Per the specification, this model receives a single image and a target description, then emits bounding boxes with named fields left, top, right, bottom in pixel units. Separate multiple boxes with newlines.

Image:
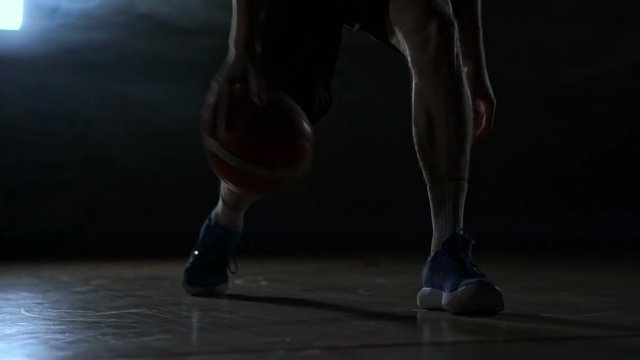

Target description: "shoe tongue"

left=209, top=221, right=241, bottom=237
left=199, top=221, right=242, bottom=252
left=439, top=232, right=473, bottom=255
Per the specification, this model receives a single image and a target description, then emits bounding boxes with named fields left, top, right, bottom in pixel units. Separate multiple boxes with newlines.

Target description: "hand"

left=465, top=64, right=496, bottom=143
left=202, top=54, right=267, bottom=130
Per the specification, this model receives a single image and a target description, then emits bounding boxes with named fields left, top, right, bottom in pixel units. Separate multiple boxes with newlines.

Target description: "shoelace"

left=447, top=253, right=486, bottom=277
left=468, top=259, right=486, bottom=277
left=228, top=256, right=238, bottom=275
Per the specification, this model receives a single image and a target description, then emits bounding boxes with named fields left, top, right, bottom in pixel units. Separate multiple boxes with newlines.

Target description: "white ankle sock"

left=428, top=181, right=468, bottom=254
left=210, top=198, right=246, bottom=232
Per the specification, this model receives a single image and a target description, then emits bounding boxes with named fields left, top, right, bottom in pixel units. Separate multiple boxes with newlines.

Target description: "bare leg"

left=388, top=0, right=473, bottom=254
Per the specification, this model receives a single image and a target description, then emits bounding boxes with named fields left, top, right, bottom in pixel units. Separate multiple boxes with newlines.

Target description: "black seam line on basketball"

left=204, top=136, right=310, bottom=178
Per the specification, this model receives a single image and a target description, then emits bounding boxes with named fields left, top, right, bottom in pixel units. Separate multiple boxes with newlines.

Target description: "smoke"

left=24, top=0, right=230, bottom=29
left=0, top=0, right=230, bottom=54
left=133, top=0, right=230, bottom=29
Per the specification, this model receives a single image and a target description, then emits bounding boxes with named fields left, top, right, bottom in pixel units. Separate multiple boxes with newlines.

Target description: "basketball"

left=202, top=84, right=314, bottom=194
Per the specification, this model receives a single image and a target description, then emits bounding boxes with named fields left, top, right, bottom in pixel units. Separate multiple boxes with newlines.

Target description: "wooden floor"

left=1, top=257, right=638, bottom=359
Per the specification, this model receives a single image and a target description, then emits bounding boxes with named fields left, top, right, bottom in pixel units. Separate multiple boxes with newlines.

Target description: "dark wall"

left=1, top=0, right=639, bottom=259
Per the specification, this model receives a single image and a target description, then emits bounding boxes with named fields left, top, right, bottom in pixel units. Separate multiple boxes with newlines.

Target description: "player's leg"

left=182, top=180, right=255, bottom=296
left=211, top=182, right=258, bottom=232
left=387, top=0, right=503, bottom=313
left=183, top=0, right=344, bottom=296
left=388, top=0, right=471, bottom=251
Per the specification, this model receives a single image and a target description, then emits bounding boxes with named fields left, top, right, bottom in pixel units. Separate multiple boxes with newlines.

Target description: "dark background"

left=1, top=0, right=638, bottom=260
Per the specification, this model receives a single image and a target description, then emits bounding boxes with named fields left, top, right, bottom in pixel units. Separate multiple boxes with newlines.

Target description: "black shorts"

left=260, top=0, right=392, bottom=123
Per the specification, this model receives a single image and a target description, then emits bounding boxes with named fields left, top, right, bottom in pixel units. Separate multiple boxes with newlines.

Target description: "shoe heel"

left=182, top=281, right=229, bottom=297
left=417, top=287, right=444, bottom=310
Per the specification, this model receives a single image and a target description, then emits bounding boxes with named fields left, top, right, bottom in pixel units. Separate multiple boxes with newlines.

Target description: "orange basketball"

left=202, top=85, right=314, bottom=194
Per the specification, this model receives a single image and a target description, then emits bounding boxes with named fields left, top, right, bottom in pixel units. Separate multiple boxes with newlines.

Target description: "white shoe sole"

left=417, top=282, right=505, bottom=314
left=182, top=282, right=229, bottom=296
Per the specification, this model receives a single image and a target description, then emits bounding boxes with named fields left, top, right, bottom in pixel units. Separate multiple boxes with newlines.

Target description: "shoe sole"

left=182, top=281, right=229, bottom=297
left=417, top=282, right=505, bottom=314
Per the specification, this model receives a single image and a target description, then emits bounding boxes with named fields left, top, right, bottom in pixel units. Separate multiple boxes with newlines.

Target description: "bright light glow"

left=0, top=0, right=24, bottom=31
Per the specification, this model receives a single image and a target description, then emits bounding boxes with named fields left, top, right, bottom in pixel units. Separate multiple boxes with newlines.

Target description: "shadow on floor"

left=488, top=312, right=640, bottom=334
left=222, top=293, right=640, bottom=336
left=221, top=293, right=418, bottom=324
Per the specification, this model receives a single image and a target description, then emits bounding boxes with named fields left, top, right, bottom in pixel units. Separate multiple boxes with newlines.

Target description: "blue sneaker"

left=182, top=217, right=242, bottom=296
left=417, top=231, right=504, bottom=314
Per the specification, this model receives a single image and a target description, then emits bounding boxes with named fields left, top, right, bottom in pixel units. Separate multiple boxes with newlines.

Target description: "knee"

left=389, top=0, right=462, bottom=79
left=400, top=14, right=459, bottom=79
left=391, top=0, right=457, bottom=43
left=405, top=15, right=457, bottom=56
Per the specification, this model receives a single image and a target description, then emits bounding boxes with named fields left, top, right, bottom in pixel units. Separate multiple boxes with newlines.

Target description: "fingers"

left=472, top=100, right=488, bottom=143
left=257, top=77, right=268, bottom=105
left=482, top=100, right=495, bottom=137
left=201, top=80, right=218, bottom=121
left=201, top=78, right=221, bottom=135
left=473, top=99, right=496, bottom=143
left=216, top=81, right=231, bottom=131
left=248, top=66, right=268, bottom=106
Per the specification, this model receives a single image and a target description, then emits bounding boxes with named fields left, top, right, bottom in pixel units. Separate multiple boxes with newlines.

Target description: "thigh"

left=260, top=0, right=344, bottom=124
left=386, top=0, right=457, bottom=54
